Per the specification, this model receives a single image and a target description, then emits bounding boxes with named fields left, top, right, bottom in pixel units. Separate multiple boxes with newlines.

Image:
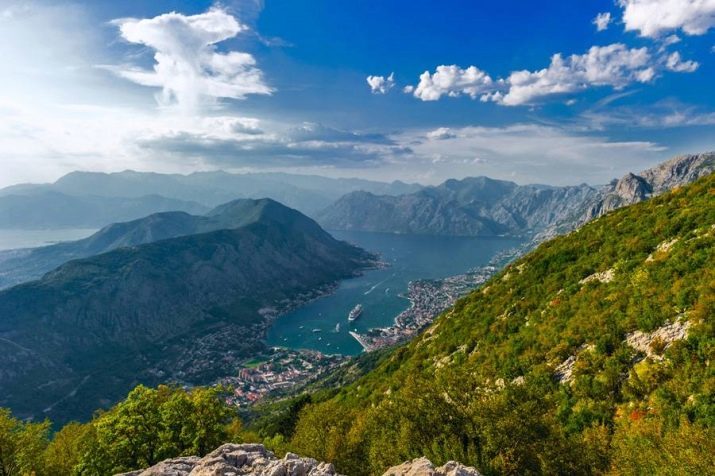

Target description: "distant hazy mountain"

left=0, top=198, right=314, bottom=289
left=317, top=153, right=715, bottom=237
left=0, top=191, right=208, bottom=229
left=0, top=198, right=375, bottom=423
left=0, top=170, right=422, bottom=223
left=317, top=176, right=598, bottom=236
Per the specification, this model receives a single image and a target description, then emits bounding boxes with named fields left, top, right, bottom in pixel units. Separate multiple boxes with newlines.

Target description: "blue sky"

left=1, top=0, right=714, bottom=187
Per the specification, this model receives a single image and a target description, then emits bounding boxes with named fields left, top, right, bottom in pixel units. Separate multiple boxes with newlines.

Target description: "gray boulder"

left=382, top=457, right=481, bottom=476
left=116, top=444, right=343, bottom=476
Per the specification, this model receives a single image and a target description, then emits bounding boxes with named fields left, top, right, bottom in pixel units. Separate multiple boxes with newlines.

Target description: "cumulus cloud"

left=594, top=12, right=613, bottom=31
left=411, top=65, right=494, bottom=101
left=619, top=0, right=715, bottom=37
left=405, top=41, right=702, bottom=107
left=426, top=127, right=457, bottom=140
left=664, top=51, right=699, bottom=72
left=499, top=44, right=655, bottom=106
left=366, top=73, right=395, bottom=94
left=108, top=7, right=271, bottom=110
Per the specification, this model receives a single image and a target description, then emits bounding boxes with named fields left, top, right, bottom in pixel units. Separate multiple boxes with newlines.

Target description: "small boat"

left=335, top=322, right=341, bottom=332
left=348, top=304, right=363, bottom=322
left=312, top=328, right=321, bottom=333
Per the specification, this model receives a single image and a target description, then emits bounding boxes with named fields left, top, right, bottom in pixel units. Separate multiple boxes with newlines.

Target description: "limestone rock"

left=382, top=457, right=481, bottom=476
left=115, top=444, right=343, bottom=476
left=625, top=318, right=691, bottom=361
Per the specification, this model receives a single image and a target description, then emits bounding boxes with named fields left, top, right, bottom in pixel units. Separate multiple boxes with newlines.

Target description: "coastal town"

left=350, top=268, right=495, bottom=351
left=220, top=348, right=346, bottom=407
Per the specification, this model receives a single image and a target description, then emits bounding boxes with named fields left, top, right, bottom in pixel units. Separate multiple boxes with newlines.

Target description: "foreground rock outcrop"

left=117, top=444, right=482, bottom=476
left=383, top=457, right=481, bottom=475
left=117, top=443, right=343, bottom=476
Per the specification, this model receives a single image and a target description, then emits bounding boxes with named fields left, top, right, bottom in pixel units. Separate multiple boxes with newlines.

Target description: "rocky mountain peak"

left=613, top=172, right=652, bottom=204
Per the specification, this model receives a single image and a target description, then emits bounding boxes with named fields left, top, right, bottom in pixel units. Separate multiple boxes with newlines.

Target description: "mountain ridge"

left=317, top=152, right=715, bottom=238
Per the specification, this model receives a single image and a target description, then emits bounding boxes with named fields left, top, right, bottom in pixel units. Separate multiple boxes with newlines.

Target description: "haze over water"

left=266, top=230, right=523, bottom=355
left=0, top=229, right=97, bottom=251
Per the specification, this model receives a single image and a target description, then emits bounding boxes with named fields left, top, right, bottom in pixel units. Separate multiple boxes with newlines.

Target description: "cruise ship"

left=348, top=304, right=363, bottom=322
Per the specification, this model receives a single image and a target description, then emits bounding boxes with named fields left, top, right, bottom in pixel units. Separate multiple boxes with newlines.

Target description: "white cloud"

left=594, top=12, right=613, bottom=31
left=399, top=124, right=668, bottom=185
left=619, top=0, right=715, bottom=37
left=665, top=51, right=699, bottom=71
left=426, top=127, right=457, bottom=140
left=366, top=73, right=395, bottom=94
left=499, top=44, right=654, bottom=106
left=404, top=42, right=702, bottom=107
left=109, top=7, right=272, bottom=110
left=410, top=65, right=494, bottom=101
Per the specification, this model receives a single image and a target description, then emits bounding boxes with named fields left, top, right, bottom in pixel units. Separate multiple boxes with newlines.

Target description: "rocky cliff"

left=118, top=444, right=481, bottom=476
left=583, top=152, right=715, bottom=221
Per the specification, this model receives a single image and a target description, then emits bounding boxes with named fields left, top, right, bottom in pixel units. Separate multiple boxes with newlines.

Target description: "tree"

left=0, top=408, right=49, bottom=476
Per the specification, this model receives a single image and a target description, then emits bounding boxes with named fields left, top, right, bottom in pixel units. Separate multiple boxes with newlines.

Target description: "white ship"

left=348, top=304, right=363, bottom=322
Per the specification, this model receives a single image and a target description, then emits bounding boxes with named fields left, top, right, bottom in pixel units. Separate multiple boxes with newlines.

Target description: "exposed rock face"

left=584, top=153, right=715, bottom=221
left=536, top=152, right=715, bottom=242
left=625, top=318, right=691, bottom=361
left=382, top=457, right=481, bottom=476
left=116, top=444, right=343, bottom=476
left=579, top=268, right=615, bottom=284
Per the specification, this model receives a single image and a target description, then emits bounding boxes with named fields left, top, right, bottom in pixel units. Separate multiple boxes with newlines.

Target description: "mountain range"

left=0, top=198, right=346, bottom=290
left=0, top=171, right=421, bottom=229
left=317, top=153, right=715, bottom=238
left=0, top=199, right=375, bottom=424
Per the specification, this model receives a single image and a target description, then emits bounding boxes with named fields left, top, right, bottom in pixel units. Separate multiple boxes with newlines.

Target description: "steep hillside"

left=277, top=173, right=715, bottom=475
left=0, top=199, right=375, bottom=424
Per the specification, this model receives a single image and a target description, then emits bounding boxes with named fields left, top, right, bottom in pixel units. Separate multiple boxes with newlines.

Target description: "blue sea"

left=266, top=230, right=522, bottom=355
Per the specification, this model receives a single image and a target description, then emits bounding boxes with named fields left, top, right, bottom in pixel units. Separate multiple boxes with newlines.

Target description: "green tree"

left=0, top=408, right=50, bottom=476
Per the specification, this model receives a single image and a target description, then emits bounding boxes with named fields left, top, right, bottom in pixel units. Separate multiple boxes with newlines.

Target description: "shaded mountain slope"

left=0, top=199, right=375, bottom=424
left=317, top=177, right=598, bottom=236
left=277, top=173, right=715, bottom=475
left=0, top=198, right=327, bottom=290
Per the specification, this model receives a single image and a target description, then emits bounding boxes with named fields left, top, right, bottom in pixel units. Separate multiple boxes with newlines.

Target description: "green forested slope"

left=283, top=174, right=715, bottom=475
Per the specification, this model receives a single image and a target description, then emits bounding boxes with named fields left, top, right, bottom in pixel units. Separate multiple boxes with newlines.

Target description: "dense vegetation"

left=0, top=386, right=244, bottom=475
left=278, top=173, right=715, bottom=474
